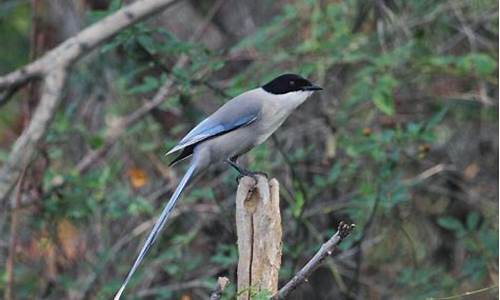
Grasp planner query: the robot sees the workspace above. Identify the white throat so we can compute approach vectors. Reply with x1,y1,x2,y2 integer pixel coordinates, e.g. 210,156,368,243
262,89,313,110
252,88,314,145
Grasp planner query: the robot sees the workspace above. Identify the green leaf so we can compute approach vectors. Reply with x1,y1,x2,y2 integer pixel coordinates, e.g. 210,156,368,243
466,53,497,76
373,93,394,115
100,40,120,53
426,106,448,129
127,197,154,215
373,75,397,115
428,55,456,67
327,162,342,183
292,190,305,218
127,76,159,94
88,135,104,150
437,217,464,233
456,53,497,76
136,35,155,53
253,289,273,300
466,212,480,230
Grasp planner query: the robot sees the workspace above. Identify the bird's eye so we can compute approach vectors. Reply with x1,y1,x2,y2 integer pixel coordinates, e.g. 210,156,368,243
290,81,295,86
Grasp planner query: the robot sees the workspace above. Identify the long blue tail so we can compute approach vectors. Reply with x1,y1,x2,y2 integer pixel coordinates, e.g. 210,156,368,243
114,162,198,300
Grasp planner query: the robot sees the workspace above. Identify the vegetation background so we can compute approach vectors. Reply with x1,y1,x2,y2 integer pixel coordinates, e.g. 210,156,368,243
0,0,498,299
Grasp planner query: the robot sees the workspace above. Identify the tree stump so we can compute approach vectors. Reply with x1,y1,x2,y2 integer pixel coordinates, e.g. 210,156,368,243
235,176,282,300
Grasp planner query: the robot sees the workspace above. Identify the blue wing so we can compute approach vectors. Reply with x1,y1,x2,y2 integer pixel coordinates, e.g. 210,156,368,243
166,110,259,156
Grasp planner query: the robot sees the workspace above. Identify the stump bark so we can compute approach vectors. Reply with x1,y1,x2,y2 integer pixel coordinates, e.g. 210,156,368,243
235,176,282,300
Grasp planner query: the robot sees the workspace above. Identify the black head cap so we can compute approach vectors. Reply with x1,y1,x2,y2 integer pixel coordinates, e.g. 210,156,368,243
262,73,322,95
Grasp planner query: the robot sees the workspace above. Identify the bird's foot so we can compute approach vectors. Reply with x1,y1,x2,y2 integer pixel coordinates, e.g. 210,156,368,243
226,159,268,184
236,174,248,184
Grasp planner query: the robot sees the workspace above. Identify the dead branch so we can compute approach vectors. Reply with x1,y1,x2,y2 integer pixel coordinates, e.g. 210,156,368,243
273,221,356,300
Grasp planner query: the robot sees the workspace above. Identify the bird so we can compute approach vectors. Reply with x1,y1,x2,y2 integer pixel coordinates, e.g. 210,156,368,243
114,73,322,299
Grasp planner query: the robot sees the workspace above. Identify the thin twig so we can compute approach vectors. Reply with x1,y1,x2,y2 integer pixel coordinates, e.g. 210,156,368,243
209,277,230,300
273,221,355,300
426,285,498,300
403,163,452,185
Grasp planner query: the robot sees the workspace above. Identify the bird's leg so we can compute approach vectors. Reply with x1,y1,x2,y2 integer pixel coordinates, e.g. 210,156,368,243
226,157,255,182
226,157,268,183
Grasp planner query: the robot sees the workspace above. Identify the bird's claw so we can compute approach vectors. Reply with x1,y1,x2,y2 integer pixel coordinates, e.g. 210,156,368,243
236,173,258,184
236,174,244,183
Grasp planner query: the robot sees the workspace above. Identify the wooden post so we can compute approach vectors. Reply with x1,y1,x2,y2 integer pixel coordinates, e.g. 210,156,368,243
236,176,282,300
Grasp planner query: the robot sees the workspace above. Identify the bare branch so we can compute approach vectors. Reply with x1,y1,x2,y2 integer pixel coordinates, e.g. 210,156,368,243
0,62,45,92
273,221,356,300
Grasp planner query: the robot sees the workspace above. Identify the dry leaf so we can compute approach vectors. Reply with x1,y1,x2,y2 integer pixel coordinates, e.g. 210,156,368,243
362,127,372,136
57,218,80,262
128,167,149,189
464,163,480,180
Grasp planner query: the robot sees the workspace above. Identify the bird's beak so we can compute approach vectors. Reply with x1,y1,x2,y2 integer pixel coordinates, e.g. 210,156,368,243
302,84,323,91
